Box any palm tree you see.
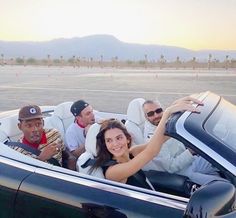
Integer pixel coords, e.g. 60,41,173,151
176,56,181,69
72,55,76,68
208,54,212,70
47,54,51,67
192,57,196,70
100,55,103,68
225,55,229,70
1,54,4,66
60,56,64,67
159,54,165,69
115,56,118,68
23,56,26,67
90,57,93,68
144,54,148,68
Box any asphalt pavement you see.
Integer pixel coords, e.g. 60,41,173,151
0,66,236,113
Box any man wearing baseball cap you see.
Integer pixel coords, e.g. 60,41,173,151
65,100,95,159
10,105,64,166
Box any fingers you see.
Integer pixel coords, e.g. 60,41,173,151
46,143,61,155
173,96,203,106
165,101,200,116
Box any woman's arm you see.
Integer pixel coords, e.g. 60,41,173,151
129,144,146,156
105,96,202,182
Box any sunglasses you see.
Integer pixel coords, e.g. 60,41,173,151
146,108,163,117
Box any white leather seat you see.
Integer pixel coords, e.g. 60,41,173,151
76,123,104,178
0,130,9,143
125,98,146,145
0,114,21,141
44,102,74,139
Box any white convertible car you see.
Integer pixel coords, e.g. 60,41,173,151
0,91,235,218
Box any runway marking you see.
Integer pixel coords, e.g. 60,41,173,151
76,72,236,77
1,85,236,97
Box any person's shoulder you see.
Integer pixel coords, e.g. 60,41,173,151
144,120,154,127
67,122,76,128
65,122,78,132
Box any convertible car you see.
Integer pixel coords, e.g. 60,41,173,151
0,91,236,218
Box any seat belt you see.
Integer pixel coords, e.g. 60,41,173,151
81,158,116,168
5,141,61,166
81,158,155,191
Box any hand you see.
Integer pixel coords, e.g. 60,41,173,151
172,96,203,106
38,142,60,161
164,96,203,118
55,138,63,150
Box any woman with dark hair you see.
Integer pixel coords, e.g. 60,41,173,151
92,96,202,189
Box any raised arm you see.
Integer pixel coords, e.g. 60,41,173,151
106,96,202,182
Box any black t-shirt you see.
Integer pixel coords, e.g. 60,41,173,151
101,158,153,190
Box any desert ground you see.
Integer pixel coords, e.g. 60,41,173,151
0,66,236,113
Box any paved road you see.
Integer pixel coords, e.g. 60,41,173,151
0,66,236,113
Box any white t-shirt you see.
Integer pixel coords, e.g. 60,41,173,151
65,123,85,152
143,120,156,142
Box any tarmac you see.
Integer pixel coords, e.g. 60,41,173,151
0,66,236,113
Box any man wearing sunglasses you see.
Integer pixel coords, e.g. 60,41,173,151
143,100,164,140
142,100,223,185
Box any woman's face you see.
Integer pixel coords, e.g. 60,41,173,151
104,128,129,158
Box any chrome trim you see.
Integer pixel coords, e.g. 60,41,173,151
35,168,187,210
0,156,36,172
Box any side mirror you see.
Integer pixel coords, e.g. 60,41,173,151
184,181,236,218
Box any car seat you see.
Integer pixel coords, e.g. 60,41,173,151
76,123,104,178
125,98,146,145
44,102,74,139
0,129,9,143
0,114,22,141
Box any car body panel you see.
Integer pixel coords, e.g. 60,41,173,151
0,157,33,218
1,91,236,217
1,153,186,218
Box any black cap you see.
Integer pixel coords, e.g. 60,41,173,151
70,100,89,117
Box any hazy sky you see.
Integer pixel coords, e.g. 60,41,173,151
0,0,236,50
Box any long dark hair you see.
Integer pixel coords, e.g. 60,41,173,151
91,119,132,171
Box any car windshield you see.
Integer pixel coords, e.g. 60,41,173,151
205,98,236,152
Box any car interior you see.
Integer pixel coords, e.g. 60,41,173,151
0,97,229,199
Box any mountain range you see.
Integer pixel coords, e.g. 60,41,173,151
0,34,236,61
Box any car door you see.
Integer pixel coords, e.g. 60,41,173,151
15,167,186,218
0,157,34,218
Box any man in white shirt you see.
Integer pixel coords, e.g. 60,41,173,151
142,100,223,185
65,100,95,159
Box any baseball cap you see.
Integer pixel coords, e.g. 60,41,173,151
70,100,89,117
18,105,43,121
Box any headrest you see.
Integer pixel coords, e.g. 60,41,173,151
85,123,101,156
53,102,73,119
0,130,8,143
0,114,21,141
127,98,145,125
